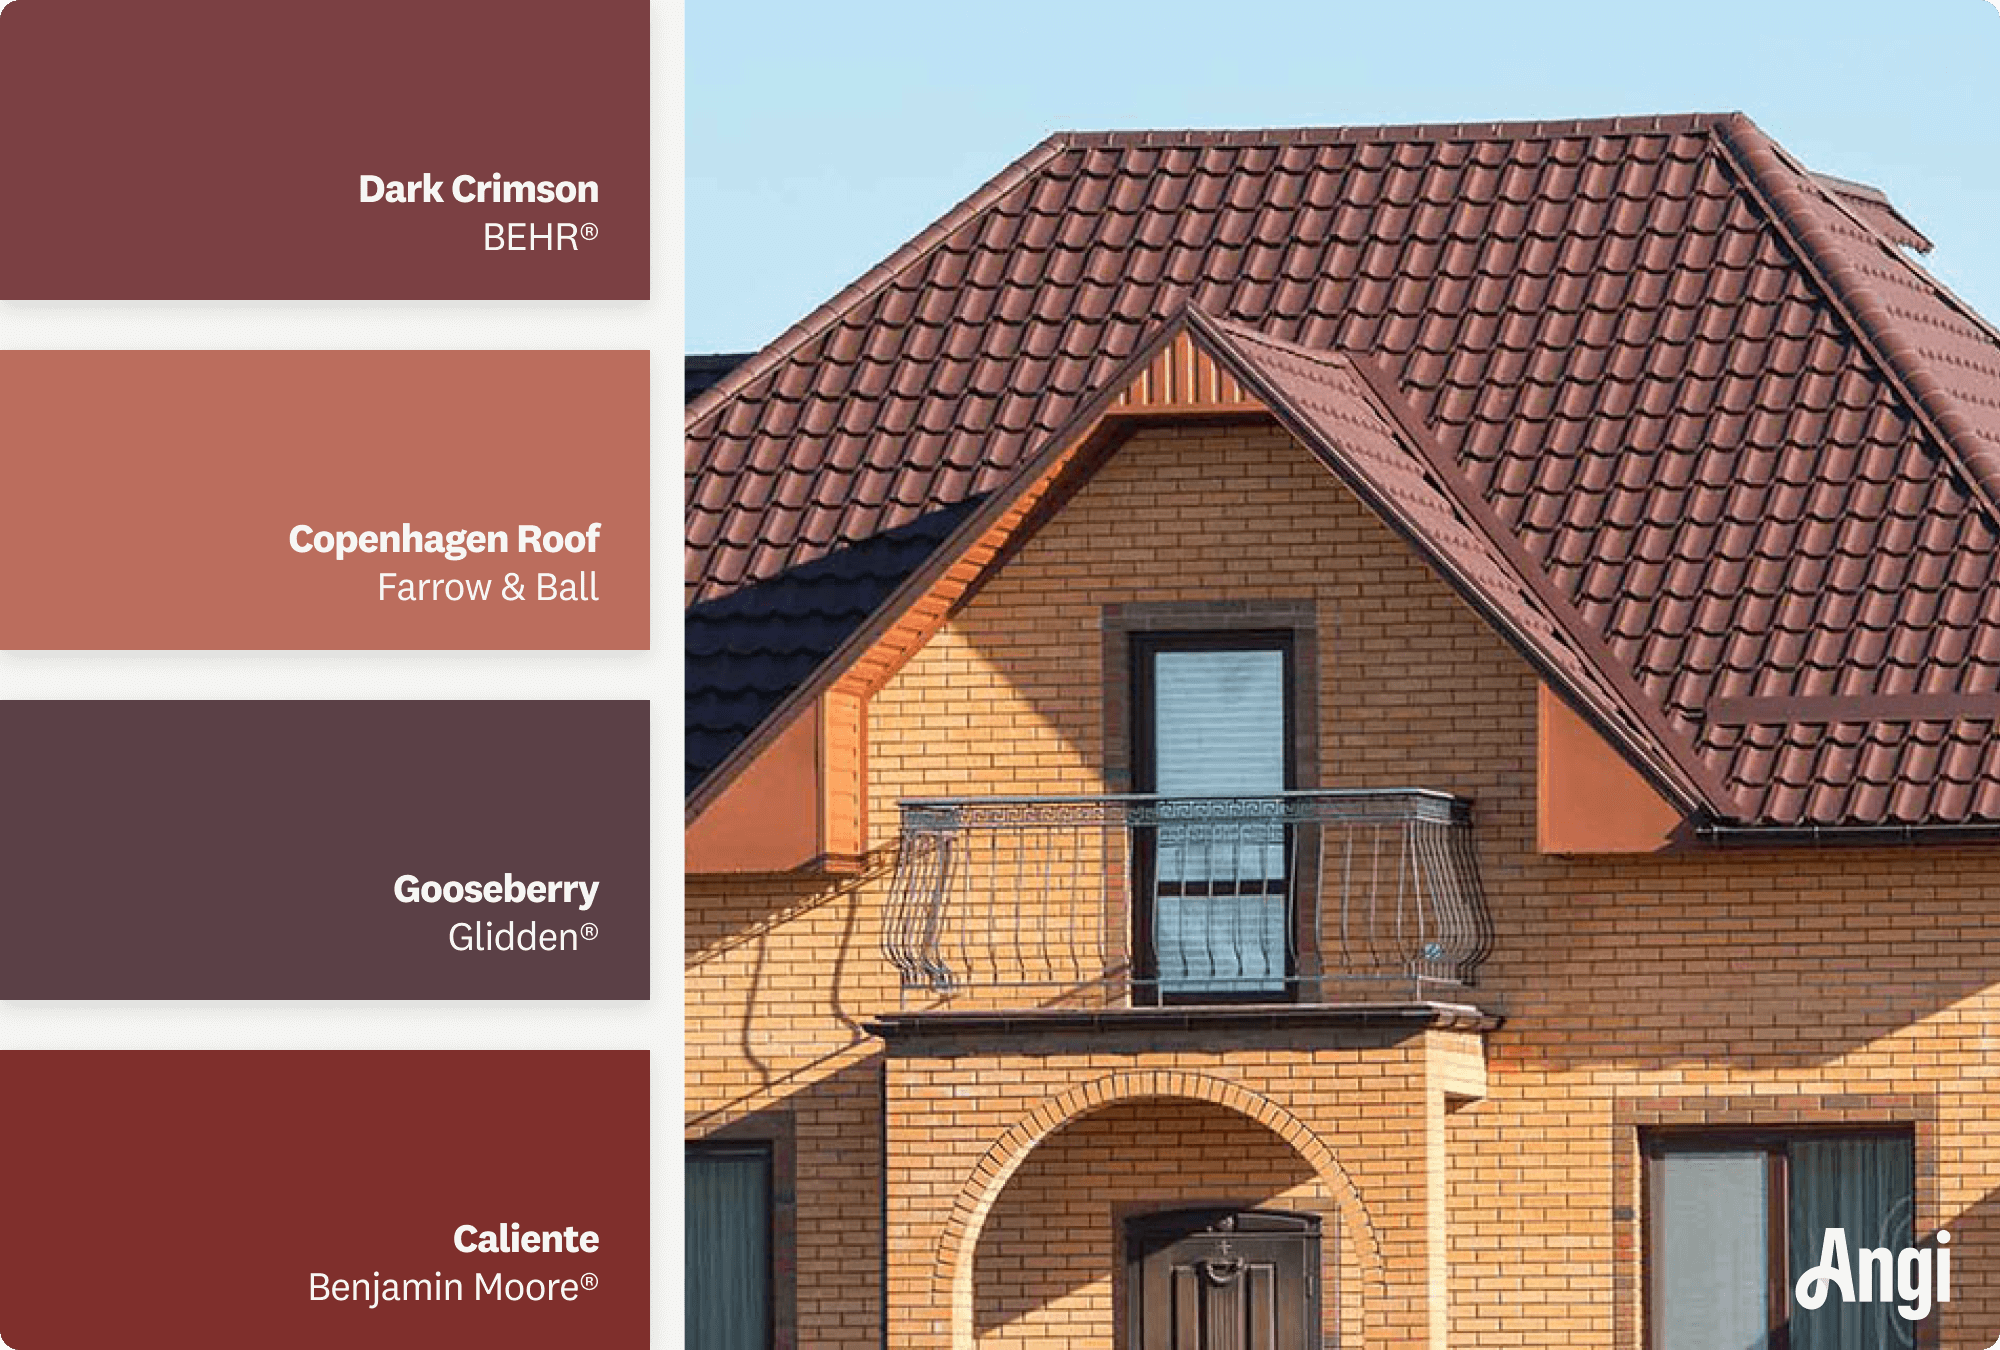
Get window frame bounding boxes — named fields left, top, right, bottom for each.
left=1640, top=1125, right=1918, bottom=1350
left=1129, top=630, right=1301, bottom=1006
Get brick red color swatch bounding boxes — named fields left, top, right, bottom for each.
left=0, top=1052, right=648, bottom=1349
left=0, top=351, right=650, bottom=650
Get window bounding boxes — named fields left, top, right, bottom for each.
left=686, top=1143, right=772, bottom=1350
left=1132, top=633, right=1296, bottom=1002
left=1645, top=1129, right=1915, bottom=1350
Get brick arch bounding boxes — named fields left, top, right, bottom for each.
left=936, top=1069, right=1384, bottom=1348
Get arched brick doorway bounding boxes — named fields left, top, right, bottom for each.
left=938, top=1071, right=1383, bottom=1349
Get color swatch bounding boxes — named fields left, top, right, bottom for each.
left=0, top=351, right=649, bottom=649
left=0, top=702, right=650, bottom=999
left=0, top=0, right=648, bottom=298
left=0, top=1052, right=649, bottom=1348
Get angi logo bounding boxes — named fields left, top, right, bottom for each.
left=1795, top=1227, right=1949, bottom=1322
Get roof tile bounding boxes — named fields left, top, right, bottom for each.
left=688, top=114, right=2000, bottom=825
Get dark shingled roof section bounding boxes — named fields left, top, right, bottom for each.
left=686, top=113, right=2000, bottom=827
left=683, top=496, right=978, bottom=792
left=686, top=353, right=754, bottom=404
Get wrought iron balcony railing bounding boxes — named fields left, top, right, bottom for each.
left=883, top=789, right=1491, bottom=1006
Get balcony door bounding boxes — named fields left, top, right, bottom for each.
left=1133, top=634, right=1294, bottom=1003
left=1127, top=1209, right=1319, bottom=1350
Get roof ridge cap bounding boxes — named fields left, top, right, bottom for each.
left=1189, top=311, right=1355, bottom=367
left=684, top=133, right=1071, bottom=432
left=1714, top=115, right=2000, bottom=525
left=1055, top=112, right=1735, bottom=151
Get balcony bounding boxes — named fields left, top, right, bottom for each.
left=882, top=789, right=1491, bottom=1009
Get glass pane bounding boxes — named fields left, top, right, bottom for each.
left=687, top=1150, right=771, bottom=1350
left=1652, top=1150, right=1769, bottom=1350
left=1789, top=1136, right=1916, bottom=1350
left=1155, top=891, right=1288, bottom=991
left=1150, top=648, right=1287, bottom=994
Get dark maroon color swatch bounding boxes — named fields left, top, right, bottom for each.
left=0, top=1052, right=648, bottom=1349
left=0, top=0, right=647, bottom=297
left=0, top=702, right=649, bottom=998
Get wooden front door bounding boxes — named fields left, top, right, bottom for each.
left=1127, top=1209, right=1319, bottom=1350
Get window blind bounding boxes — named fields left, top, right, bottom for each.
left=1652, top=1150, right=1770, bottom=1350
left=1151, top=648, right=1286, bottom=799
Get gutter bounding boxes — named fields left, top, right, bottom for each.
left=1696, top=821, right=2000, bottom=847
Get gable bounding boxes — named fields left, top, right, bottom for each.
left=689, top=310, right=1733, bottom=859
left=865, top=414, right=1684, bottom=862
left=868, top=417, right=1538, bottom=805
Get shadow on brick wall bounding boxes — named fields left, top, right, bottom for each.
left=1489, top=845, right=2000, bottom=1075
left=686, top=1055, right=886, bottom=1350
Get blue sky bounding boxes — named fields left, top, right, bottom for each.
left=686, top=0, right=2000, bottom=352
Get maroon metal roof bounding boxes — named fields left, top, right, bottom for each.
left=686, top=112, right=2000, bottom=828
left=1191, top=310, right=1726, bottom=815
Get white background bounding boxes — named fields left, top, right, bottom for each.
left=0, top=2, right=689, bottom=1344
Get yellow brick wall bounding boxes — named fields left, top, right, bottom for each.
left=686, top=869, right=892, bottom=1348
left=883, top=1047, right=1439, bottom=1350
left=689, top=419, right=2000, bottom=1347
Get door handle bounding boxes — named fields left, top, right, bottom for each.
left=1199, top=1256, right=1246, bottom=1285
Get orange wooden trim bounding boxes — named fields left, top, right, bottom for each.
left=820, top=688, right=868, bottom=858
left=834, top=415, right=1124, bottom=700
left=686, top=698, right=824, bottom=873
left=1536, top=684, right=1685, bottom=854
left=1110, top=330, right=1263, bottom=414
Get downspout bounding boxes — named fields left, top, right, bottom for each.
left=888, top=1056, right=896, bottom=1350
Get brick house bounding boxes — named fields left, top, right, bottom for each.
left=684, top=113, right=2000, bottom=1349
